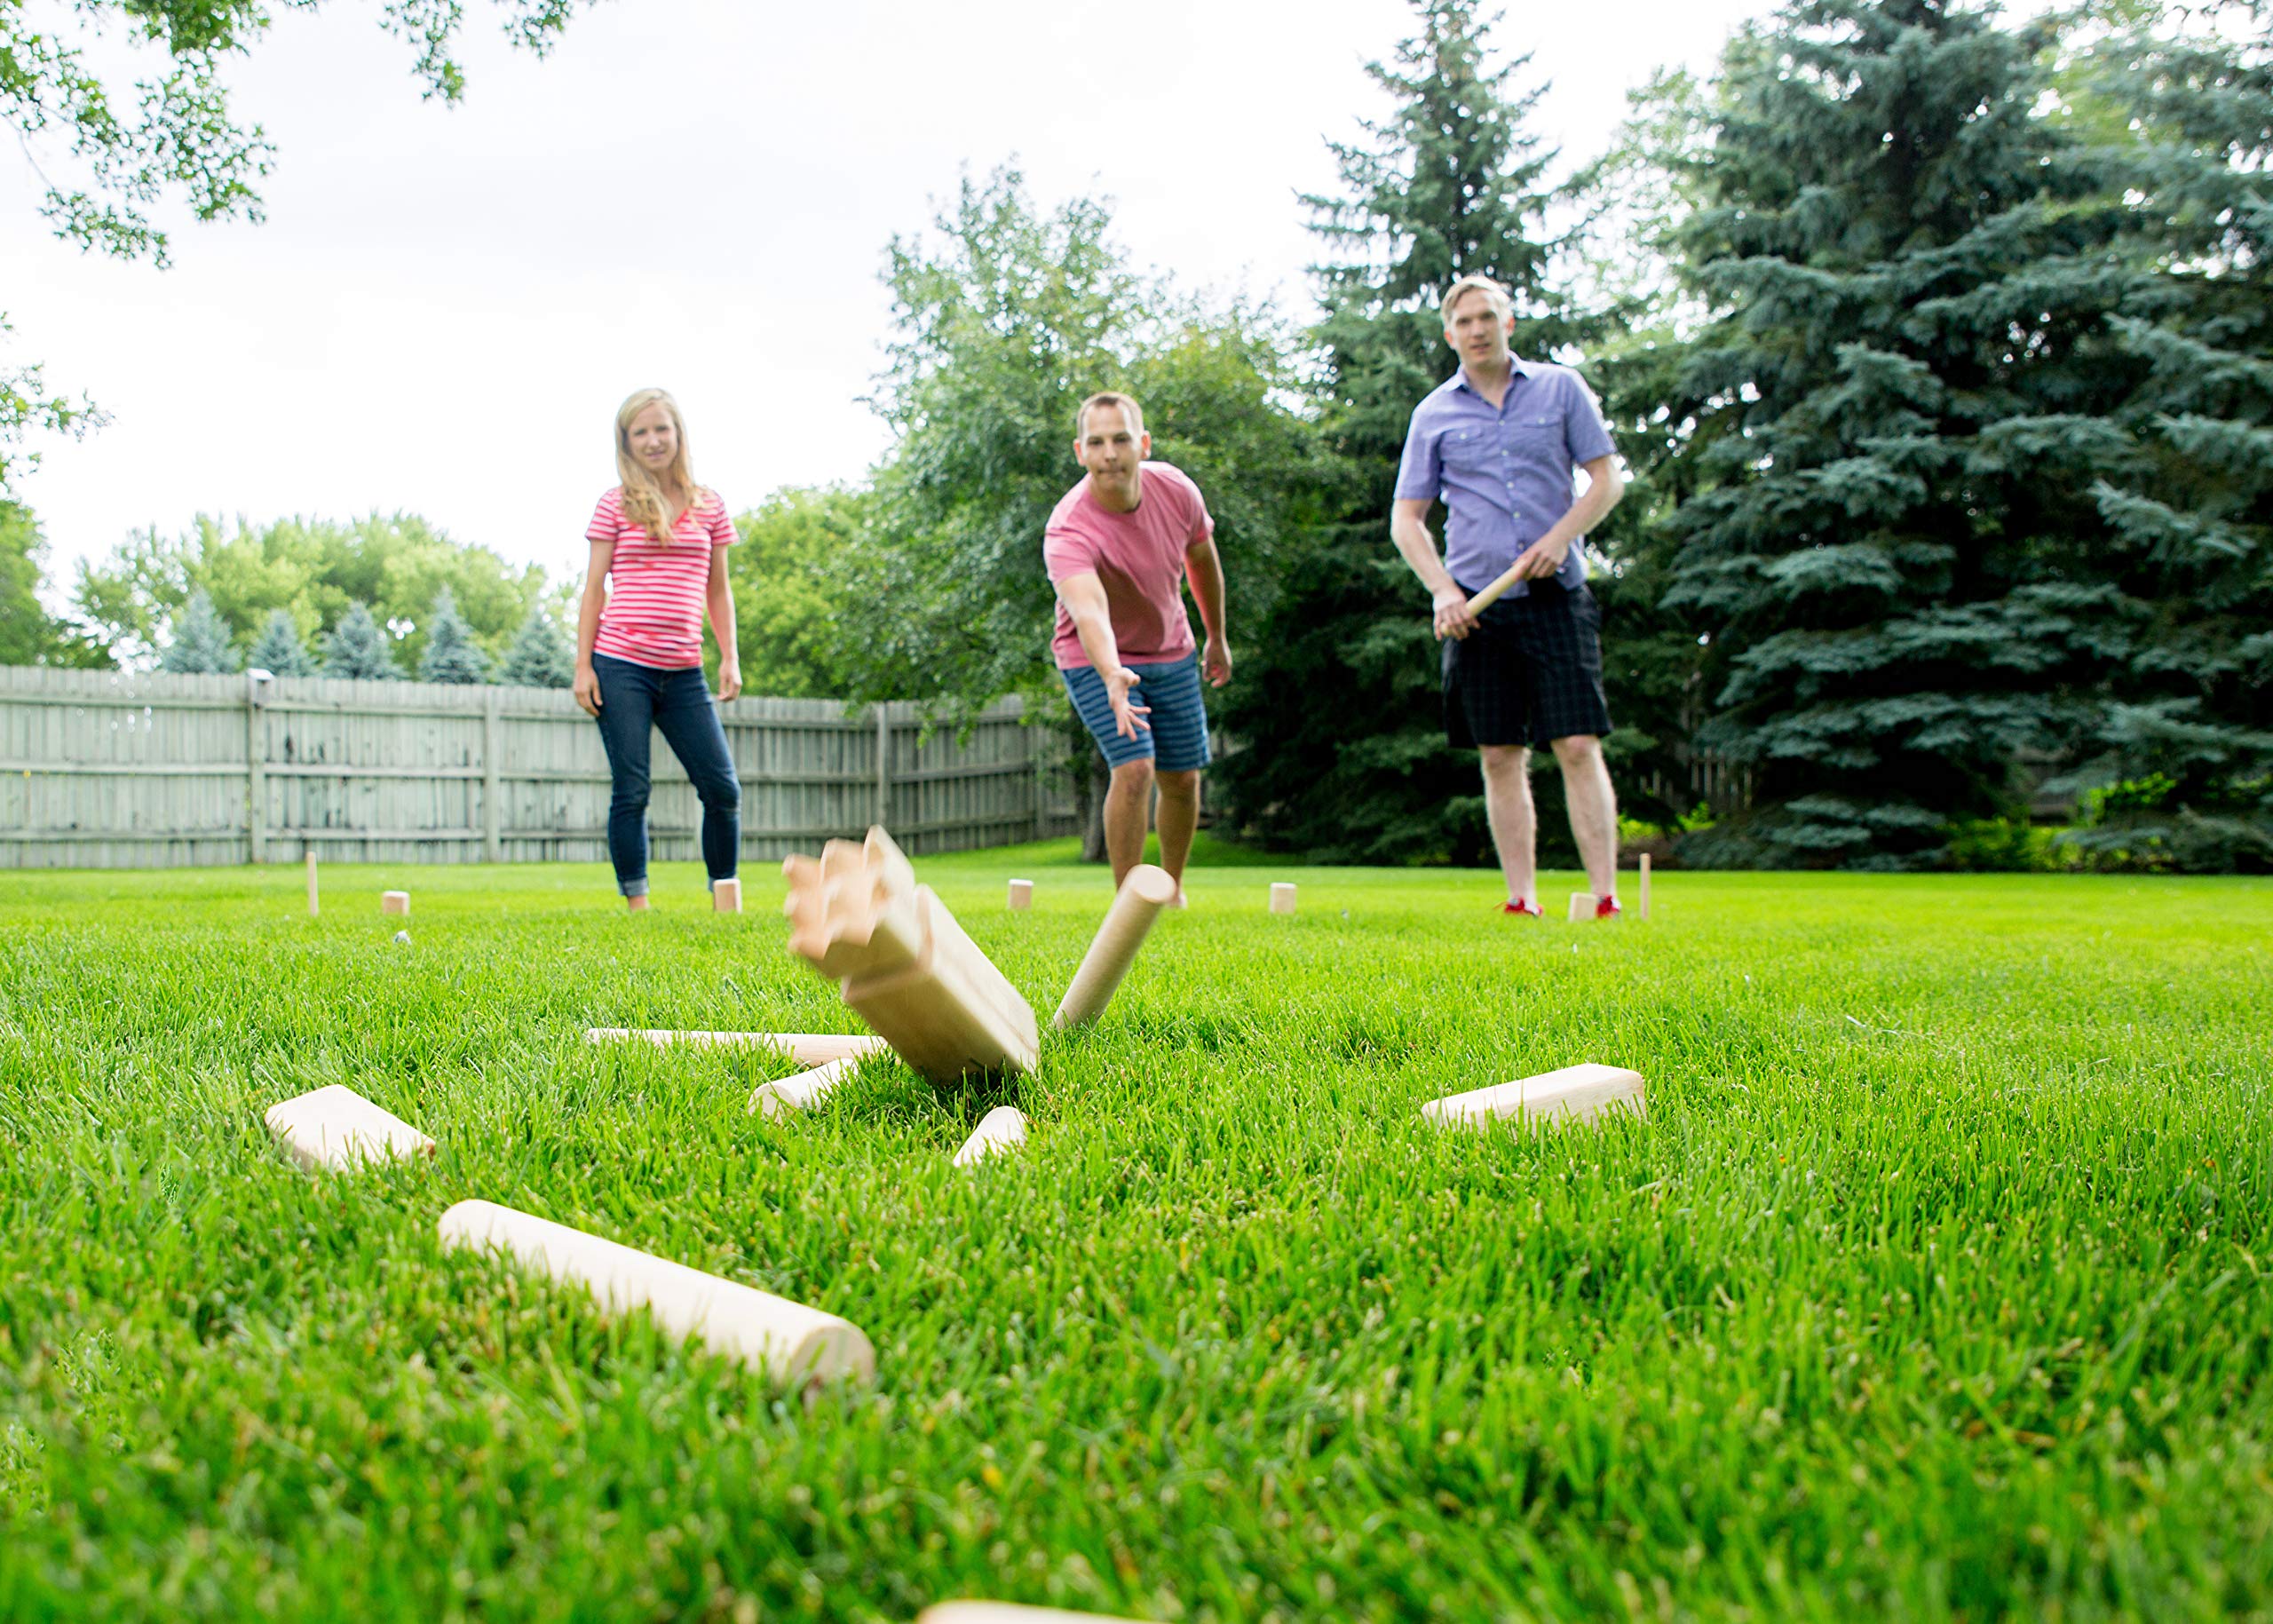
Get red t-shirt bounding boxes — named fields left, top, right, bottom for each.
left=586, top=487, right=734, bottom=669
left=1042, top=462, right=1214, bottom=670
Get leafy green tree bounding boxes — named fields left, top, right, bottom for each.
left=723, top=487, right=867, bottom=699
left=499, top=603, right=574, bottom=689
left=3, top=3, right=592, bottom=495
left=1651, top=0, right=2145, bottom=869
left=417, top=587, right=492, bottom=684
left=245, top=607, right=318, bottom=677
left=2060, top=3, right=2273, bottom=870
left=322, top=601, right=401, bottom=682
left=74, top=512, right=542, bottom=670
left=2, top=316, right=104, bottom=498
left=841, top=167, right=1321, bottom=853
left=1216, top=0, right=1591, bottom=862
left=157, top=588, right=240, bottom=675
left=0, top=500, right=108, bottom=667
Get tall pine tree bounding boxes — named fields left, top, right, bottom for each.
left=157, top=588, right=240, bottom=674
left=417, top=586, right=492, bottom=684
left=1657, top=0, right=2144, bottom=868
left=323, top=600, right=401, bottom=681
left=1216, top=0, right=1589, bottom=861
left=246, top=607, right=318, bottom=676
left=2069, top=3, right=2273, bottom=869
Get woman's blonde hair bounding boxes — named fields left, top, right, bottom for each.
left=614, top=388, right=709, bottom=543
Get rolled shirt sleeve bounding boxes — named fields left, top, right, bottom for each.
left=1564, top=380, right=1617, bottom=466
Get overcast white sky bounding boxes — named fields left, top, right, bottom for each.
left=7, top=0, right=1793, bottom=605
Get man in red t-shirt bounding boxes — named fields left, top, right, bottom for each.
left=1045, top=392, right=1232, bottom=898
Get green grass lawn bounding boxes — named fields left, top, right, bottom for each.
left=2, top=846, right=2269, bottom=1622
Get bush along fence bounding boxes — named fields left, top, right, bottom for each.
left=0, top=666, right=1079, bottom=870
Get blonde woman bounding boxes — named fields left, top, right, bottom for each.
left=573, top=388, right=742, bottom=911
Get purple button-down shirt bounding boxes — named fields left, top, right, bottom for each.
left=1394, top=359, right=1618, bottom=599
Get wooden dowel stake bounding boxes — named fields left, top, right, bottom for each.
left=305, top=850, right=319, bottom=917
left=1052, top=864, right=1176, bottom=1030
left=748, top=1053, right=867, bottom=1120
left=1638, top=852, right=1651, bottom=921
left=953, top=1105, right=1029, bottom=1168
left=438, top=1200, right=874, bottom=1385
left=265, top=1084, right=434, bottom=1171
left=585, top=1028, right=889, bottom=1066
left=1422, top=1063, right=1647, bottom=1130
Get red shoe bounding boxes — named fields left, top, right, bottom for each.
left=1502, top=898, right=1544, bottom=917
left=1595, top=894, right=1622, bottom=920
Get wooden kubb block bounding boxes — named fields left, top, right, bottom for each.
left=1567, top=891, right=1596, bottom=922
left=265, top=1083, right=435, bottom=1171
left=1422, top=1063, right=1647, bottom=1131
left=782, top=828, right=1038, bottom=1084
left=713, top=877, right=742, bottom=914
left=437, top=1200, right=874, bottom=1386
left=1270, top=882, right=1297, bottom=915
left=1007, top=878, right=1033, bottom=911
left=381, top=891, right=410, bottom=916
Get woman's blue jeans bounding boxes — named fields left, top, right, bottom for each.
left=590, top=653, right=741, bottom=898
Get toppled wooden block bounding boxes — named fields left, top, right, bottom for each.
left=437, top=1200, right=874, bottom=1385
left=585, top=1028, right=891, bottom=1067
left=748, top=1053, right=864, bottom=1120
left=1053, top=864, right=1174, bottom=1030
left=782, top=828, right=1038, bottom=1083
left=713, top=877, right=742, bottom=914
left=381, top=890, right=409, bottom=916
left=265, top=1083, right=434, bottom=1171
left=953, top=1105, right=1028, bottom=1168
left=1007, top=878, right=1033, bottom=911
left=1567, top=891, right=1596, bottom=923
left=1270, top=882, right=1297, bottom=915
left=1422, top=1063, right=1646, bottom=1131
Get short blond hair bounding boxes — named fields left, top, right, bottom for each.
left=1440, top=274, right=1513, bottom=325
left=1075, top=391, right=1144, bottom=439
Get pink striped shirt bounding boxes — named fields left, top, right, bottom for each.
left=586, top=487, right=735, bottom=669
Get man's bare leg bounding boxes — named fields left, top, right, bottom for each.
left=1478, top=744, right=1538, bottom=907
left=1552, top=733, right=1619, bottom=898
left=1104, top=759, right=1156, bottom=888
left=1153, top=769, right=1201, bottom=902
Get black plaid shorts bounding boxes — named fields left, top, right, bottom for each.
left=1442, top=578, right=1614, bottom=749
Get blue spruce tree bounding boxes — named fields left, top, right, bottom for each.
left=498, top=602, right=574, bottom=688
left=322, top=601, right=401, bottom=681
left=246, top=607, right=318, bottom=677
left=1657, top=0, right=2144, bottom=868
left=157, top=589, right=240, bottom=674
left=417, top=586, right=492, bottom=684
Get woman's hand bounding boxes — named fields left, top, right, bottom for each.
left=574, top=661, right=602, bottom=717
left=717, top=658, right=741, bottom=704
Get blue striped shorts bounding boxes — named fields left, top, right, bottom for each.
left=1061, top=654, right=1213, bottom=772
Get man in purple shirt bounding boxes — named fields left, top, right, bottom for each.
left=1391, top=273, right=1628, bottom=917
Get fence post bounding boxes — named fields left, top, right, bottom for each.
left=874, top=703, right=891, bottom=828
left=245, top=670, right=269, bottom=865
left=482, top=687, right=503, bottom=863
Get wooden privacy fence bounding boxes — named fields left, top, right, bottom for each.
left=0, top=666, right=1077, bottom=870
